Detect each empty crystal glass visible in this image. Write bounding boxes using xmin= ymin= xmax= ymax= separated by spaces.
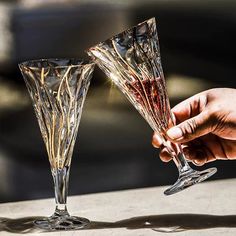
xmin=87 ymin=18 xmax=217 ymax=195
xmin=19 ymin=59 xmax=95 ymax=230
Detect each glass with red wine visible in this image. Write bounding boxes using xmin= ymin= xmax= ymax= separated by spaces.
xmin=87 ymin=18 xmax=217 ymax=195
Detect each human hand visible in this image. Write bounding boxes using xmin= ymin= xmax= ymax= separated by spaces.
xmin=152 ymin=88 xmax=236 ymax=165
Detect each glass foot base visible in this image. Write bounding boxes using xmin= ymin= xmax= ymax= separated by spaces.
xmin=34 ymin=215 xmax=90 ymax=231
xmin=164 ymin=167 xmax=217 ymax=196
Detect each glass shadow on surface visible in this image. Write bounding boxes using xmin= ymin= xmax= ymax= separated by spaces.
xmin=0 ymin=214 xmax=236 ymax=234
xmin=19 ymin=59 xmax=95 ymax=231
xmin=87 ymin=17 xmax=217 ymax=196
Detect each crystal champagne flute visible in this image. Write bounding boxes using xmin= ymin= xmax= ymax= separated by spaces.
xmin=87 ymin=18 xmax=217 ymax=195
xmin=19 ymin=59 xmax=95 ymax=230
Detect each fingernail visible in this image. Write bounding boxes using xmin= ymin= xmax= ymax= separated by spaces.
xmin=167 ymin=127 xmax=183 ymax=140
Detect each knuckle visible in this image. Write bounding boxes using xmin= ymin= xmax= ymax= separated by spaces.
xmin=226 ymin=152 xmax=235 ymax=160
xmin=182 ymin=119 xmax=197 ymax=137
xmin=193 ymin=160 xmax=204 ymax=166
xmin=208 ymin=107 xmax=226 ymax=132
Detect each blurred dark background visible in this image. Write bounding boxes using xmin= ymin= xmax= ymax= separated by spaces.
xmin=0 ymin=0 xmax=235 ymax=203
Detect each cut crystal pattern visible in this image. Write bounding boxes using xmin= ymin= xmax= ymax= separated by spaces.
xmin=87 ymin=18 xmax=217 ymax=196
xmin=88 ymin=18 xmax=171 ymax=134
xmin=20 ymin=59 xmax=94 ymax=170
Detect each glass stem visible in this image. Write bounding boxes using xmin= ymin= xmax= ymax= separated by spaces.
xmin=161 ymin=136 xmax=192 ymax=175
xmin=172 ymin=146 xmax=192 ymax=175
xmin=51 ymin=166 xmax=70 ymax=216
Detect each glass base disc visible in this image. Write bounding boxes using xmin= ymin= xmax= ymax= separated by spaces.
xmin=164 ymin=167 xmax=217 ymax=196
xmin=34 ymin=215 xmax=90 ymax=231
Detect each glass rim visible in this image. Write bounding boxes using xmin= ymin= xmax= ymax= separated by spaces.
xmin=86 ymin=17 xmax=156 ymax=53
xmin=18 ymin=58 xmax=95 ymax=69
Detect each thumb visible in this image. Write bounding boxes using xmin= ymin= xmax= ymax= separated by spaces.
xmin=166 ymin=111 xmax=212 ymax=143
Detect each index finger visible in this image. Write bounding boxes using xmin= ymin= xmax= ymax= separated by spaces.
xmin=172 ymin=91 xmax=207 ymax=124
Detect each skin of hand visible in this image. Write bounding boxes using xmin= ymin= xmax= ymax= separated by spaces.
xmin=152 ymin=88 xmax=236 ymax=166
